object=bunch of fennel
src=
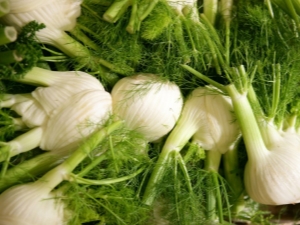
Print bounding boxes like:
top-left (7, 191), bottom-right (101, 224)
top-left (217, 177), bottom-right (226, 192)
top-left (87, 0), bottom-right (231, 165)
top-left (0, 67), bottom-right (112, 178)
top-left (182, 0), bottom-right (300, 207)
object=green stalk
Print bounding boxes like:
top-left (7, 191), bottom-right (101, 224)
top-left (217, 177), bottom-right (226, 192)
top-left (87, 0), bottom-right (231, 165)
top-left (125, 0), bottom-right (138, 34)
top-left (223, 139), bottom-right (245, 216)
top-left (203, 0), bottom-right (218, 25)
top-left (266, 0), bottom-right (274, 18)
top-left (226, 85), bottom-right (268, 162)
top-left (138, 0), bottom-right (159, 22)
top-left (0, 0), bottom-right (9, 17)
top-left (220, 0), bottom-right (233, 64)
top-left (0, 121), bottom-right (123, 192)
top-left (142, 120), bottom-right (199, 205)
top-left (0, 127), bottom-right (43, 162)
top-left (204, 150), bottom-right (223, 223)
top-left (44, 31), bottom-right (132, 76)
top-left (0, 50), bottom-right (23, 64)
top-left (68, 166), bottom-right (145, 185)
top-left (70, 27), bottom-right (102, 52)
top-left (126, 0), bottom-right (159, 34)
top-left (37, 121), bottom-right (123, 190)
top-left (286, 0), bottom-right (300, 29)
top-left (269, 64), bottom-right (281, 119)
top-left (292, 0), bottom-right (300, 15)
top-left (103, 0), bottom-right (132, 23)
top-left (0, 145), bottom-right (10, 178)
top-left (17, 67), bottom-right (64, 86)
top-left (109, 135), bottom-right (119, 174)
top-left (77, 154), bottom-right (107, 177)
top-left (0, 149), bottom-right (69, 192)
top-left (180, 65), bottom-right (226, 92)
top-left (177, 152), bottom-right (193, 193)
top-left (0, 26), bottom-right (17, 45)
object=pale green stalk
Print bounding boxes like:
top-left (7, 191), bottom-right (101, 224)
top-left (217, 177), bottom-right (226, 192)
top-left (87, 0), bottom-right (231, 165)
top-left (226, 85), bottom-right (269, 162)
top-left (0, 50), bottom-right (22, 64)
top-left (0, 26), bottom-right (17, 45)
top-left (0, 0), bottom-right (9, 17)
top-left (0, 121), bottom-right (123, 192)
top-left (203, 0), bottom-right (218, 25)
top-left (223, 138), bottom-right (245, 216)
top-left (180, 65), bottom-right (226, 92)
top-left (35, 121), bottom-right (123, 190)
top-left (126, 0), bottom-right (159, 34)
top-left (142, 118), bottom-right (198, 205)
top-left (204, 150), bottom-right (223, 223)
top-left (0, 150), bottom-right (69, 192)
top-left (103, 0), bottom-right (132, 23)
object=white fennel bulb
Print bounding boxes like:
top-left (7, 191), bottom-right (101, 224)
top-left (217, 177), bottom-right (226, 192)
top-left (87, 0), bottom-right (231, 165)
top-left (111, 74), bottom-right (183, 142)
top-left (161, 86), bottom-right (239, 154)
top-left (0, 0), bottom-right (86, 58)
top-left (142, 86), bottom-right (240, 205)
top-left (2, 0), bottom-right (81, 31)
top-left (0, 182), bottom-right (65, 225)
top-left (0, 68), bottom-right (112, 161)
top-left (244, 123), bottom-right (300, 205)
top-left (226, 84), bottom-right (300, 205)
top-left (2, 67), bottom-right (104, 127)
top-left (41, 89), bottom-right (112, 151)
top-left (191, 87), bottom-right (240, 153)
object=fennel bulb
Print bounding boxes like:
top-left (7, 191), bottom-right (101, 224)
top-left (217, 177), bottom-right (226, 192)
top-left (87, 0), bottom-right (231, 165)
top-left (0, 182), bottom-right (65, 225)
top-left (142, 86), bottom-right (240, 205)
top-left (111, 74), bottom-right (183, 142)
top-left (0, 0), bottom-right (87, 58)
top-left (161, 86), bottom-right (239, 154)
top-left (0, 120), bottom-right (123, 225)
top-left (0, 67), bottom-right (112, 161)
top-left (227, 84), bottom-right (300, 205)
top-left (191, 88), bottom-right (240, 154)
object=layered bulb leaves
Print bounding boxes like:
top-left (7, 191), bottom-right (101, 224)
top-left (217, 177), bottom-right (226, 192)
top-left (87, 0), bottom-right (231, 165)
top-left (0, 181), bottom-right (65, 225)
top-left (0, 0), bottom-right (85, 57)
top-left (191, 87), bottom-right (240, 153)
top-left (226, 84), bottom-right (300, 205)
top-left (244, 123), bottom-right (300, 205)
top-left (111, 74), bottom-right (183, 142)
top-left (0, 67), bottom-right (112, 160)
top-left (162, 86), bottom-right (240, 154)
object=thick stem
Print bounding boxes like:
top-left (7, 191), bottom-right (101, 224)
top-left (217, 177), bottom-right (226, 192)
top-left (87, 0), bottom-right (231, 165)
top-left (0, 50), bottom-right (23, 64)
top-left (37, 121), bottom-right (123, 190)
top-left (38, 30), bottom-right (131, 75)
top-left (226, 85), bottom-right (269, 162)
top-left (204, 150), bottom-right (222, 172)
top-left (0, 0), bottom-right (9, 17)
top-left (181, 65), bottom-right (226, 92)
top-left (142, 121), bottom-right (198, 205)
top-left (0, 127), bottom-right (43, 162)
top-left (18, 67), bottom-right (65, 86)
top-left (223, 139), bottom-right (245, 215)
top-left (203, 0), bottom-right (218, 25)
top-left (204, 150), bottom-right (223, 222)
top-left (0, 149), bottom-right (69, 192)
top-left (103, 0), bottom-right (132, 23)
top-left (0, 26), bottom-right (17, 45)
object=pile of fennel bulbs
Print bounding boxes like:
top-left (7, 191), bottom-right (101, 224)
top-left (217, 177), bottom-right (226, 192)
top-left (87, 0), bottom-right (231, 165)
top-left (2, 0), bottom-right (300, 224)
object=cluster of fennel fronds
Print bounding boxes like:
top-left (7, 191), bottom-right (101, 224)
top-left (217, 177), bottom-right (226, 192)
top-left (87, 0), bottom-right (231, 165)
top-left (1, 0), bottom-right (300, 224)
